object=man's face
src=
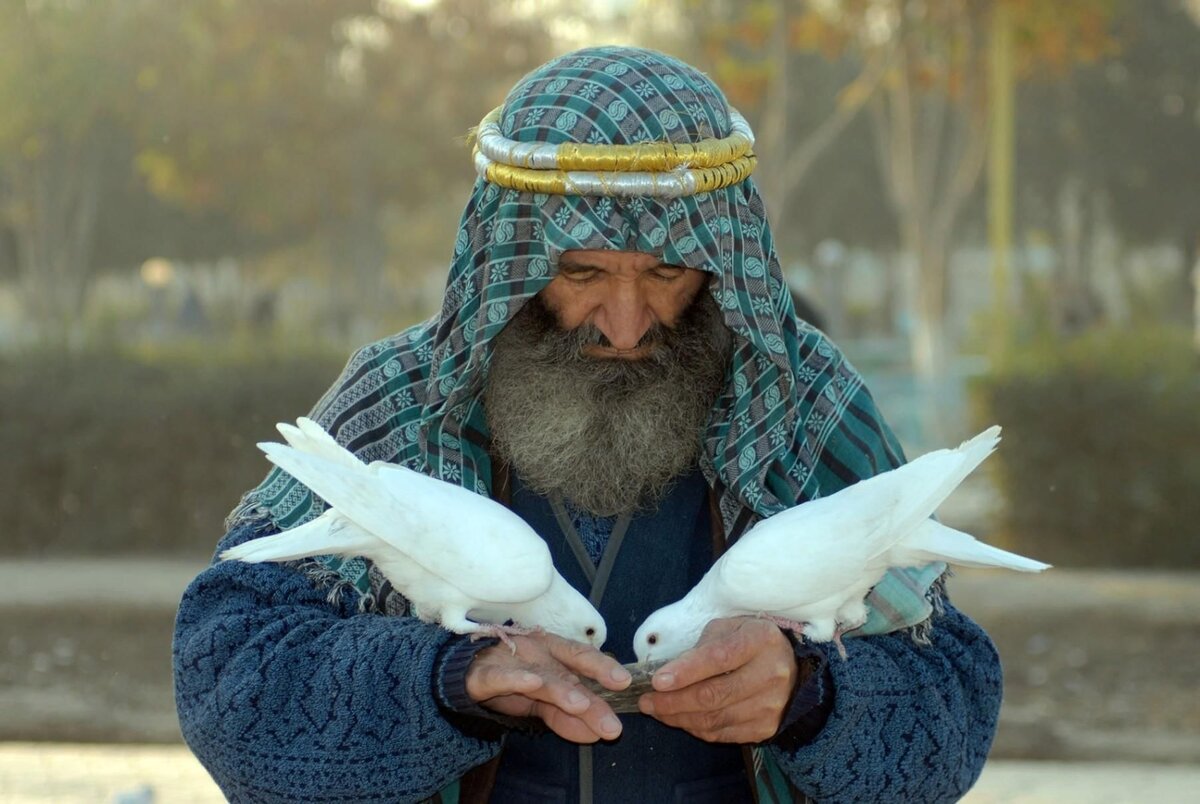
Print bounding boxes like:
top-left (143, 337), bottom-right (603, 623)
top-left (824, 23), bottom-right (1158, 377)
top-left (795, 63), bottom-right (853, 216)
top-left (538, 250), bottom-right (709, 359)
top-left (484, 249), bottom-right (732, 516)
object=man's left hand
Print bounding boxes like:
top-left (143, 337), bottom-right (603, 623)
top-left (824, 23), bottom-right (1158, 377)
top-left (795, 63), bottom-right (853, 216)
top-left (636, 616), bottom-right (799, 743)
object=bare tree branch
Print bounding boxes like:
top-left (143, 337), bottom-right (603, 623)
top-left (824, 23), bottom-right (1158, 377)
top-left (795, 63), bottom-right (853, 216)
top-left (773, 43), bottom-right (895, 202)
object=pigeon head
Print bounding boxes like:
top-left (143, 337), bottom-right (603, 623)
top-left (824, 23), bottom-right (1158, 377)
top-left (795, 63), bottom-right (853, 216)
top-left (518, 574), bottom-right (607, 649)
top-left (632, 601), bottom-right (705, 663)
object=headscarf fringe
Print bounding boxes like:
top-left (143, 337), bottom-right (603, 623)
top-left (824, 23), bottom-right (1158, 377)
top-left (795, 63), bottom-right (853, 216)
top-left (906, 570), bottom-right (950, 646)
top-left (294, 558), bottom-right (379, 613)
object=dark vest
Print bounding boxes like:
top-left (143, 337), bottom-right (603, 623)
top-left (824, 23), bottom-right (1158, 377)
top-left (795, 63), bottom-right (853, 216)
top-left (489, 468), bottom-right (753, 804)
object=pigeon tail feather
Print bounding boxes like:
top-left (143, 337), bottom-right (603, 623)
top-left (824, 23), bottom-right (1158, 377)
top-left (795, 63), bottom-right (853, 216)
top-left (275, 417), bottom-right (363, 471)
top-left (894, 519), bottom-right (1050, 573)
top-left (858, 425), bottom-right (1002, 559)
top-left (219, 515), bottom-right (378, 564)
top-left (901, 425), bottom-right (1001, 529)
top-left (255, 441), bottom-right (435, 552)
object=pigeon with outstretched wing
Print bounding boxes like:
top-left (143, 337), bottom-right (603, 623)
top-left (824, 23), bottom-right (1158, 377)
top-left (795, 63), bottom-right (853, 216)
top-left (221, 417), bottom-right (606, 648)
top-left (633, 425), bottom-right (1048, 662)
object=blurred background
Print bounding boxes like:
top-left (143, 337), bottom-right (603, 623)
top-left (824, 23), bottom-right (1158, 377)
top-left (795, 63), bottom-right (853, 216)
top-left (1, 0), bottom-right (1197, 801)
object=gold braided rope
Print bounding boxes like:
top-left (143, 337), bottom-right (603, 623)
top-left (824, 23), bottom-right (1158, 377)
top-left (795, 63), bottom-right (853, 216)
top-left (475, 147), bottom-right (757, 196)
top-left (475, 106), bottom-right (754, 172)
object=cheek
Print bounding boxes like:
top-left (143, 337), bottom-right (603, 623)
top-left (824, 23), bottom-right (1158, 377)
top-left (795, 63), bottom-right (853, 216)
top-left (655, 276), bottom-right (708, 323)
top-left (538, 284), bottom-right (589, 329)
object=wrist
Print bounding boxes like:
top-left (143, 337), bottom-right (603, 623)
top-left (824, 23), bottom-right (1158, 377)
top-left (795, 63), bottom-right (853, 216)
top-left (771, 637), bottom-right (834, 747)
top-left (433, 633), bottom-right (497, 712)
top-left (432, 633), bottom-right (518, 741)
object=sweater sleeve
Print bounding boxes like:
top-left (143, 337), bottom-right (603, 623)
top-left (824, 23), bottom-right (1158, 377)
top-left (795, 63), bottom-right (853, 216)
top-left (770, 597), bottom-right (1002, 803)
top-left (173, 520), bottom-right (504, 803)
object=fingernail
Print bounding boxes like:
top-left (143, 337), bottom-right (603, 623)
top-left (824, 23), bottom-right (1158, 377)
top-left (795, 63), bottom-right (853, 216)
top-left (654, 671), bottom-right (674, 690)
top-left (567, 690), bottom-right (588, 709)
top-left (601, 715), bottom-right (621, 736)
top-left (611, 666), bottom-right (632, 684)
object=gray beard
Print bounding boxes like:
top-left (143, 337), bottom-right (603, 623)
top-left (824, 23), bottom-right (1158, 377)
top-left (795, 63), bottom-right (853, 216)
top-left (484, 290), bottom-right (733, 516)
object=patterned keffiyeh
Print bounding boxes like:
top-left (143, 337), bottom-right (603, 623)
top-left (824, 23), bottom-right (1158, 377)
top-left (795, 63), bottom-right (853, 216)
top-left (228, 46), bottom-right (943, 637)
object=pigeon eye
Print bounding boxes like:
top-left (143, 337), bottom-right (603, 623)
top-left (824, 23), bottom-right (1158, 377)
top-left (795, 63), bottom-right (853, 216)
top-left (585, 627), bottom-right (596, 637)
top-left (647, 634), bottom-right (658, 645)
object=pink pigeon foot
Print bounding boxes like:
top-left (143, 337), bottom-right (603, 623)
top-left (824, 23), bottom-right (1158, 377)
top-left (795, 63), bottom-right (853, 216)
top-left (830, 626), bottom-right (849, 661)
top-left (759, 613), bottom-right (809, 642)
top-left (470, 623), bottom-right (540, 653)
top-left (759, 613), bottom-right (849, 660)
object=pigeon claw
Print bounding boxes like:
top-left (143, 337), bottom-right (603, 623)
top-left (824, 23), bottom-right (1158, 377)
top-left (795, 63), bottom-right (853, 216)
top-left (759, 613), bottom-right (850, 660)
top-left (759, 613), bottom-right (809, 642)
top-left (831, 626), bottom-right (849, 661)
top-left (472, 623), bottom-right (540, 654)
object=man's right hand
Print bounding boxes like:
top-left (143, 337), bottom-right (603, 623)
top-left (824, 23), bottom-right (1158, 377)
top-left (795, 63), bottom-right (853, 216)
top-left (465, 631), bottom-right (631, 743)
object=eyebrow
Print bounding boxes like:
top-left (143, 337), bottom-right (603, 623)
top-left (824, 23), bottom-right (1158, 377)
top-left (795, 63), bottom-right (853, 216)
top-left (557, 259), bottom-right (602, 273)
top-left (557, 259), bottom-right (681, 273)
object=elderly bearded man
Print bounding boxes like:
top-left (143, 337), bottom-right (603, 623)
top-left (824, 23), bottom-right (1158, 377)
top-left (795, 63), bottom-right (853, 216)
top-left (174, 47), bottom-right (1002, 803)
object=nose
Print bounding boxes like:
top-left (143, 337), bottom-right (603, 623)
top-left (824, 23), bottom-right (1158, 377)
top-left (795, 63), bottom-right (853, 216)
top-left (593, 282), bottom-right (653, 350)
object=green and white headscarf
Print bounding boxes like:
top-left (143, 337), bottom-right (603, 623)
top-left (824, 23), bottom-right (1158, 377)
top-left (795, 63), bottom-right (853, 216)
top-left (229, 46), bottom-right (943, 636)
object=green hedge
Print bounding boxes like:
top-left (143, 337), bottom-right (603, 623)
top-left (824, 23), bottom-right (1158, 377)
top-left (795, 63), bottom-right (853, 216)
top-left (1, 348), bottom-right (349, 556)
top-left (8, 331), bottom-right (1196, 565)
top-left (972, 327), bottom-right (1200, 568)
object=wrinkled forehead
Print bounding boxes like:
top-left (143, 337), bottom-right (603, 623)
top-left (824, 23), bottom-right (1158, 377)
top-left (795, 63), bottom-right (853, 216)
top-left (499, 47), bottom-right (734, 147)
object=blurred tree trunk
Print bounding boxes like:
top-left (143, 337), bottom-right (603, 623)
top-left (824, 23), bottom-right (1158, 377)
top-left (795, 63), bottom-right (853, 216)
top-left (867, 4), bottom-right (989, 377)
top-left (0, 1), bottom-right (132, 345)
top-left (1053, 173), bottom-right (1105, 334)
top-left (323, 176), bottom-right (387, 340)
top-left (754, 0), bottom-right (892, 226)
top-left (7, 130), bottom-right (106, 343)
top-left (679, 0), bottom-right (894, 234)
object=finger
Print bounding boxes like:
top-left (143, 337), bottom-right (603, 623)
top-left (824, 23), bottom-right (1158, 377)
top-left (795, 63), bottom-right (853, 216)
top-left (482, 693), bottom-right (617, 743)
top-left (640, 642), bottom-right (793, 718)
top-left (536, 701), bottom-right (623, 743)
top-left (640, 669), bottom-right (744, 718)
top-left (483, 663), bottom-right (620, 724)
top-left (652, 621), bottom-right (762, 692)
top-left (466, 663), bottom-right (545, 703)
top-left (671, 648), bottom-right (792, 714)
top-left (482, 676), bottom-right (624, 742)
top-left (525, 674), bottom-right (602, 717)
top-left (640, 697), bottom-right (779, 744)
top-left (654, 617), bottom-right (794, 692)
top-left (544, 635), bottom-right (632, 690)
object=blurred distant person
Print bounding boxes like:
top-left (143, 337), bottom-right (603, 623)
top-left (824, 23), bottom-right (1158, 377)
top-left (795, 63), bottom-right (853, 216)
top-left (174, 47), bottom-right (1001, 803)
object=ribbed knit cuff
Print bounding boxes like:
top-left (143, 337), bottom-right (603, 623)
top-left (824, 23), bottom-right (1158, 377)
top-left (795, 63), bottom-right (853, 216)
top-left (771, 641), bottom-right (834, 749)
top-left (432, 634), bottom-right (512, 741)
top-left (433, 634), bottom-right (497, 713)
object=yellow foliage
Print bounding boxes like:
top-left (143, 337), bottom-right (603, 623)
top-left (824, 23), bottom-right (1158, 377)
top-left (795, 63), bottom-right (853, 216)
top-left (134, 149), bottom-right (186, 202)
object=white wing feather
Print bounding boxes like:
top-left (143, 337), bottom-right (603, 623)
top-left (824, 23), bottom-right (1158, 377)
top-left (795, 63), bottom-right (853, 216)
top-left (257, 430), bottom-right (553, 604)
top-left (634, 425), bottom-right (1049, 662)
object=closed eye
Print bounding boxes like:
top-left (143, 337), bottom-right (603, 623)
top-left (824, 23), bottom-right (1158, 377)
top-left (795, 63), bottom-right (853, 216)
top-left (650, 265), bottom-right (686, 281)
top-left (558, 262), bottom-right (601, 283)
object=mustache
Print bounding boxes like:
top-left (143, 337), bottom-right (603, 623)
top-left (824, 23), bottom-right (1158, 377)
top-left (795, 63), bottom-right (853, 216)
top-left (517, 295), bottom-right (702, 368)
top-left (565, 322), bottom-right (670, 355)
top-left (484, 288), bottom-right (733, 516)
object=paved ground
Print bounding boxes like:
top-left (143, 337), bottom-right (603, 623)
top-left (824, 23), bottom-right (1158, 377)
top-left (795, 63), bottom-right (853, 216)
top-left (1, 743), bottom-right (1198, 803)
top-left (2, 557), bottom-right (1198, 800)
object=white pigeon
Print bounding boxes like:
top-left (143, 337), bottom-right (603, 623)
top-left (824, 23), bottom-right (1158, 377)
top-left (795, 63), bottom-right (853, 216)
top-left (633, 425), bottom-right (1049, 662)
top-left (220, 417), bottom-right (607, 648)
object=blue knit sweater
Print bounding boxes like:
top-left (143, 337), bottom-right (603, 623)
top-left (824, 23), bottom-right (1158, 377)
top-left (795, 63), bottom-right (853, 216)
top-left (174, 519), bottom-right (1002, 803)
